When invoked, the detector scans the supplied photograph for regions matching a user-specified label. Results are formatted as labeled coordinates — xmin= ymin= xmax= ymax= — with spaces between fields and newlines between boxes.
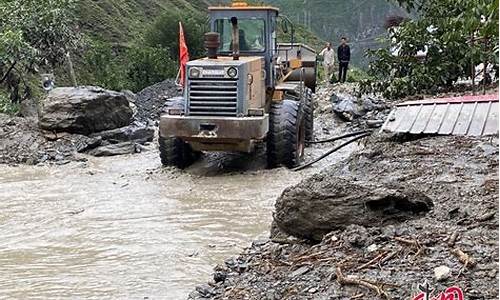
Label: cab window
xmin=214 ymin=18 xmax=266 ymax=52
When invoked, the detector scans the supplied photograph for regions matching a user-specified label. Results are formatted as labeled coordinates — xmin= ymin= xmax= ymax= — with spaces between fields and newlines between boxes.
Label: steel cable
xmin=294 ymin=132 xmax=372 ymax=171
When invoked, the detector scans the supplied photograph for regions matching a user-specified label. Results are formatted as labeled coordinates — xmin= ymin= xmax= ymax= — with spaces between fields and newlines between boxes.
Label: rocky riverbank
xmin=189 ymin=85 xmax=499 ymax=300
xmin=0 ymin=80 xmax=180 ymax=165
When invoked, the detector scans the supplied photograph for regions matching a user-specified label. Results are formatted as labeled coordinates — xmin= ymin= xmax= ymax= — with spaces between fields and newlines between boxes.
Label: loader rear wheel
xmin=159 ymin=136 xmax=199 ymax=169
xmin=267 ymin=100 xmax=305 ymax=169
xmin=304 ymin=88 xmax=314 ymax=141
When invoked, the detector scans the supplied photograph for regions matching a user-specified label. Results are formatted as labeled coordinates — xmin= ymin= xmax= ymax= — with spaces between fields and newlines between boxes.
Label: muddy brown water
xmin=0 ymin=119 xmax=358 ymax=299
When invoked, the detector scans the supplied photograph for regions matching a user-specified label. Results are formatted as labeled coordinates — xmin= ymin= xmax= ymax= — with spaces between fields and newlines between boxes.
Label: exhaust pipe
xmin=204 ymin=32 xmax=220 ymax=59
xmin=231 ymin=17 xmax=239 ymax=60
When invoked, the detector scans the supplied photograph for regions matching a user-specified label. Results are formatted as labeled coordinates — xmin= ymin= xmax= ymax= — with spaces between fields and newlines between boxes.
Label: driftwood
xmin=447 ymin=231 xmax=460 ymax=247
xmin=394 ymin=236 xmax=424 ymax=257
xmin=380 ymin=250 xmax=400 ymax=265
xmin=356 ymin=251 xmax=389 ymax=271
xmin=336 ymin=267 xmax=391 ymax=300
xmin=451 ymin=248 xmax=476 ymax=268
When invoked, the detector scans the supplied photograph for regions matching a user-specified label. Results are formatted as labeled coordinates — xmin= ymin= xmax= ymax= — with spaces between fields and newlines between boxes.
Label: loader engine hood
xmin=185 ymin=56 xmax=265 ymax=117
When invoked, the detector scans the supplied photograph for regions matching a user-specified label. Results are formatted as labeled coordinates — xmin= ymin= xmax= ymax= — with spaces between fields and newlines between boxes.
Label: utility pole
xmin=470 ymin=35 xmax=476 ymax=95
xmin=483 ymin=38 xmax=488 ymax=95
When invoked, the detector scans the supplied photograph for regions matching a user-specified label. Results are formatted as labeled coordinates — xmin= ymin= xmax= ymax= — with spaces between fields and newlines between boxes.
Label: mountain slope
xmin=76 ymin=0 xmax=212 ymax=44
xmin=266 ymin=0 xmax=407 ymax=66
xmin=76 ymin=0 xmax=323 ymax=48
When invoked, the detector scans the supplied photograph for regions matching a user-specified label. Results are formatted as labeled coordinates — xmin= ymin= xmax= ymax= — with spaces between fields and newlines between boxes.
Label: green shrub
xmin=80 ymin=40 xmax=176 ymax=92
xmin=347 ymin=67 xmax=373 ymax=83
xmin=0 ymin=91 xmax=19 ymax=115
xmin=0 ymin=0 xmax=81 ymax=103
xmin=79 ymin=9 xmax=206 ymax=92
xmin=125 ymin=45 xmax=177 ymax=92
xmin=80 ymin=40 xmax=128 ymax=91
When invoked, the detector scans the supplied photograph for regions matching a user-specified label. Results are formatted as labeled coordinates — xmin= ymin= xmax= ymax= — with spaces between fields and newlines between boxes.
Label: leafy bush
xmin=362 ymin=0 xmax=499 ymax=99
xmin=80 ymin=9 xmax=204 ymax=92
xmin=80 ymin=39 xmax=177 ymax=92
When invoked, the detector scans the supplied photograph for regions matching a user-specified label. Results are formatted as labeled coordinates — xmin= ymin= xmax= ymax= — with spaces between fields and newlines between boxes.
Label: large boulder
xmin=90 ymin=121 xmax=155 ymax=144
xmin=273 ymin=176 xmax=433 ymax=241
xmin=39 ymin=86 xmax=133 ymax=134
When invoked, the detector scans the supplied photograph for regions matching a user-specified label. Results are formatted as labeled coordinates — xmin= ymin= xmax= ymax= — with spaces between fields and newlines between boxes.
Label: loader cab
xmin=209 ymin=4 xmax=279 ymax=87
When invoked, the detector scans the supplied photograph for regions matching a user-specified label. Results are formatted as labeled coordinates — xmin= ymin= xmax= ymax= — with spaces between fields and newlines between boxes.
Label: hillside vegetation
xmin=76 ymin=0 xmax=212 ymax=44
xmin=74 ymin=0 xmax=323 ymax=92
xmin=0 ymin=0 xmax=376 ymax=114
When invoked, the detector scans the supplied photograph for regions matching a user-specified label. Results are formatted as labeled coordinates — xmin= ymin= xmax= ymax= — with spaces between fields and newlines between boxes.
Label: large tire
xmin=304 ymin=88 xmax=314 ymax=141
xmin=267 ymin=100 xmax=306 ymax=169
xmin=159 ymin=136 xmax=199 ymax=169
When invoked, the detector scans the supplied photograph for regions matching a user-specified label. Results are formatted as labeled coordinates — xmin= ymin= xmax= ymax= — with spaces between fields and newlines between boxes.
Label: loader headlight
xmin=227 ymin=67 xmax=238 ymax=78
xmin=189 ymin=67 xmax=201 ymax=78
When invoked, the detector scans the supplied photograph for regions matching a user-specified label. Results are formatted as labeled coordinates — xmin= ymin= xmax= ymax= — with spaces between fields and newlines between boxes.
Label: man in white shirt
xmin=319 ymin=42 xmax=335 ymax=83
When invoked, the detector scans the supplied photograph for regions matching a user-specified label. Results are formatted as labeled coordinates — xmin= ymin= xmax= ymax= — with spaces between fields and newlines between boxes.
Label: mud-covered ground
xmin=1 ymin=80 xmax=498 ymax=299
xmin=0 ymin=114 xmax=101 ymax=165
xmin=189 ymin=84 xmax=499 ymax=299
xmin=191 ymin=134 xmax=498 ymax=300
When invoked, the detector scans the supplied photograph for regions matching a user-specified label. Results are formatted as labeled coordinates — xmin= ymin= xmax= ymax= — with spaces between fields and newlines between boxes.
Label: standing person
xmin=319 ymin=42 xmax=335 ymax=83
xmin=337 ymin=37 xmax=351 ymax=83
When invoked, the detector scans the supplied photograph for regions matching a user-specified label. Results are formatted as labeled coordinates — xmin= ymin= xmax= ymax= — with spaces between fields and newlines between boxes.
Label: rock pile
xmin=135 ymin=79 xmax=181 ymax=122
xmin=0 ymin=114 xmax=102 ymax=164
xmin=313 ymin=83 xmax=390 ymax=132
xmin=0 ymin=85 xmax=158 ymax=165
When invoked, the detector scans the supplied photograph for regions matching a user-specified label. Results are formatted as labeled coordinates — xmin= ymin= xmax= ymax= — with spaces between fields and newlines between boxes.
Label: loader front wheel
xmin=304 ymin=88 xmax=314 ymax=141
xmin=159 ymin=136 xmax=199 ymax=169
xmin=267 ymin=100 xmax=305 ymax=169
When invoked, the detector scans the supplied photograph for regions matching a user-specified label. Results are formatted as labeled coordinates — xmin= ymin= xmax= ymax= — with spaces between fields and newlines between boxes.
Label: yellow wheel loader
xmin=159 ymin=1 xmax=317 ymax=169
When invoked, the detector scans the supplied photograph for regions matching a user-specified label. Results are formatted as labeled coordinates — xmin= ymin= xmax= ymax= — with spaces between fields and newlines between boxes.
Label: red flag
xmin=179 ymin=22 xmax=190 ymax=87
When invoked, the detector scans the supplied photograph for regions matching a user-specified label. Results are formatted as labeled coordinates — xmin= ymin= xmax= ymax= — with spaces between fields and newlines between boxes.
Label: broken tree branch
xmin=292 ymin=251 xmax=326 ymax=263
xmin=394 ymin=237 xmax=424 ymax=257
xmin=380 ymin=249 xmax=400 ymax=265
xmin=0 ymin=61 xmax=17 ymax=84
xmin=477 ymin=211 xmax=496 ymax=222
xmin=447 ymin=231 xmax=459 ymax=247
xmin=451 ymin=248 xmax=476 ymax=269
xmin=336 ymin=267 xmax=391 ymax=300
xmin=356 ymin=251 xmax=389 ymax=271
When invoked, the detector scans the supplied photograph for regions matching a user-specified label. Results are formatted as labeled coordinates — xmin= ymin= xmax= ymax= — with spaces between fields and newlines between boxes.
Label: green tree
xmin=80 ymin=40 xmax=127 ymax=91
xmin=0 ymin=0 xmax=81 ymax=103
xmin=125 ymin=45 xmax=177 ymax=92
xmin=362 ymin=0 xmax=499 ymax=99
xmin=144 ymin=10 xmax=207 ymax=60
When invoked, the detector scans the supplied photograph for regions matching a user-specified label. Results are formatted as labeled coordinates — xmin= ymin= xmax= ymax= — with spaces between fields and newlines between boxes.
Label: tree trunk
xmin=0 ymin=61 xmax=17 ymax=84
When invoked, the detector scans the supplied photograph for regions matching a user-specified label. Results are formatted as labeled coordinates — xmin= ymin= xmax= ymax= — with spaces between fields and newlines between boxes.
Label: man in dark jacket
xmin=337 ymin=37 xmax=351 ymax=83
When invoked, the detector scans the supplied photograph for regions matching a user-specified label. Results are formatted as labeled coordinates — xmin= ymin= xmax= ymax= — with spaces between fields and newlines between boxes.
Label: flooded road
xmin=0 ymin=116 xmax=358 ymax=299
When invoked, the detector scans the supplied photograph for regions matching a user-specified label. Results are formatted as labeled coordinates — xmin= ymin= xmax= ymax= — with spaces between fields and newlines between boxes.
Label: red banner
xmin=179 ymin=22 xmax=189 ymax=87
